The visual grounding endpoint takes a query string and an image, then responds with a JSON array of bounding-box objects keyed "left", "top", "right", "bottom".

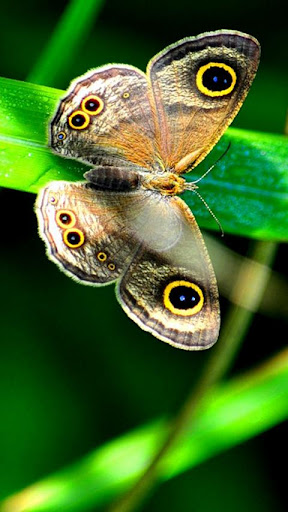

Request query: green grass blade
[
  {"left": 27, "top": 0, "right": 105, "bottom": 86},
  {"left": 1, "top": 350, "right": 287, "bottom": 512},
  {"left": 191, "top": 129, "right": 288, "bottom": 240},
  {"left": 0, "top": 76, "right": 287, "bottom": 240},
  {"left": 0, "top": 77, "right": 87, "bottom": 191}
]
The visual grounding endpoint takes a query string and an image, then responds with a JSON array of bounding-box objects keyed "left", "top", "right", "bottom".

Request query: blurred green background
[{"left": 0, "top": 0, "right": 287, "bottom": 511}]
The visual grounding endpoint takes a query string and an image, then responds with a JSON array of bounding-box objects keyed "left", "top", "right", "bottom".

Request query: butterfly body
[{"left": 36, "top": 30, "right": 260, "bottom": 349}]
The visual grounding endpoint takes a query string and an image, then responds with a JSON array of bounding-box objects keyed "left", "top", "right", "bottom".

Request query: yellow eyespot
[
  {"left": 63, "top": 228, "right": 85, "bottom": 248},
  {"left": 196, "top": 62, "right": 237, "bottom": 97},
  {"left": 107, "top": 262, "right": 116, "bottom": 271},
  {"left": 57, "top": 131, "right": 67, "bottom": 141},
  {"left": 56, "top": 210, "right": 76, "bottom": 229},
  {"left": 163, "top": 280, "right": 204, "bottom": 316},
  {"left": 68, "top": 110, "right": 90, "bottom": 130},
  {"left": 81, "top": 95, "right": 104, "bottom": 115},
  {"left": 97, "top": 251, "right": 107, "bottom": 262},
  {"left": 122, "top": 92, "right": 130, "bottom": 99}
]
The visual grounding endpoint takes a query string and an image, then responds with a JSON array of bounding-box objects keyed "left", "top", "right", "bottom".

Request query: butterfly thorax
[{"left": 141, "top": 172, "right": 187, "bottom": 196}]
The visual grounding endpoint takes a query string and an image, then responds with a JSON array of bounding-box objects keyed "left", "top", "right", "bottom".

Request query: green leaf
[
  {"left": 0, "top": 76, "right": 287, "bottom": 240},
  {"left": 27, "top": 0, "right": 105, "bottom": 86},
  {"left": 0, "top": 77, "right": 87, "bottom": 192},
  {"left": 1, "top": 351, "right": 287, "bottom": 512},
  {"left": 190, "top": 129, "right": 288, "bottom": 240}
]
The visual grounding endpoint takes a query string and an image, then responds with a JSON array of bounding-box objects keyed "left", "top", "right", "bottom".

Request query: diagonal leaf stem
[
  {"left": 27, "top": 0, "right": 105, "bottom": 86},
  {"left": 108, "top": 240, "right": 277, "bottom": 512}
]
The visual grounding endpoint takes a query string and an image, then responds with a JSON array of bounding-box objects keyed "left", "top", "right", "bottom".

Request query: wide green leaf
[
  {"left": 0, "top": 76, "right": 287, "bottom": 240},
  {"left": 1, "top": 350, "right": 287, "bottom": 512}
]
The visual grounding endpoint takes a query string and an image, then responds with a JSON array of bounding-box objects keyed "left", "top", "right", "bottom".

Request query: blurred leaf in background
[{"left": 0, "top": 0, "right": 287, "bottom": 511}]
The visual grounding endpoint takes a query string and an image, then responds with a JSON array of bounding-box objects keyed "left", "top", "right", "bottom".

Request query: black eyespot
[
  {"left": 169, "top": 285, "right": 200, "bottom": 309},
  {"left": 68, "top": 110, "right": 90, "bottom": 130},
  {"left": 86, "top": 99, "right": 99, "bottom": 111},
  {"left": 71, "top": 114, "right": 86, "bottom": 127},
  {"left": 81, "top": 95, "right": 104, "bottom": 115},
  {"left": 63, "top": 228, "right": 85, "bottom": 248},
  {"left": 67, "top": 232, "right": 80, "bottom": 245},
  {"left": 56, "top": 210, "right": 76, "bottom": 229},
  {"left": 163, "top": 280, "right": 204, "bottom": 316},
  {"left": 204, "top": 67, "right": 231, "bottom": 91},
  {"left": 196, "top": 62, "right": 237, "bottom": 97},
  {"left": 60, "top": 213, "right": 71, "bottom": 224}
]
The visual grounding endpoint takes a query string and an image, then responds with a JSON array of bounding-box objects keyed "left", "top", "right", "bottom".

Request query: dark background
[{"left": 0, "top": 0, "right": 287, "bottom": 510}]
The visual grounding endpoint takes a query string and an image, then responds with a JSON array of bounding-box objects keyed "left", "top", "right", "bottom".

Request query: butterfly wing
[
  {"left": 117, "top": 196, "right": 220, "bottom": 350},
  {"left": 35, "top": 181, "right": 142, "bottom": 284},
  {"left": 35, "top": 179, "right": 184, "bottom": 284},
  {"left": 36, "top": 180, "right": 219, "bottom": 349},
  {"left": 50, "top": 65, "right": 160, "bottom": 169},
  {"left": 50, "top": 31, "right": 260, "bottom": 175},
  {"left": 148, "top": 30, "right": 260, "bottom": 172}
]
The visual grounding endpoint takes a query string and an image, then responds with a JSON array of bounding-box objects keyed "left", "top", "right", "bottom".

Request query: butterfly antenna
[
  {"left": 192, "top": 189, "right": 224, "bottom": 237},
  {"left": 190, "top": 142, "right": 231, "bottom": 185},
  {"left": 184, "top": 143, "right": 230, "bottom": 235}
]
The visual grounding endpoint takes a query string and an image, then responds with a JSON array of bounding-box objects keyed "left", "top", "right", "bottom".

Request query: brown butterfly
[{"left": 35, "top": 30, "right": 260, "bottom": 349}]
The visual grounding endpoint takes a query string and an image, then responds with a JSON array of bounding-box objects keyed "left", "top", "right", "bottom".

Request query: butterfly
[{"left": 35, "top": 30, "right": 260, "bottom": 350}]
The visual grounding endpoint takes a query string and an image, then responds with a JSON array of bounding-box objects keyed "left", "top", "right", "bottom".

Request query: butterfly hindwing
[
  {"left": 118, "top": 196, "right": 220, "bottom": 349},
  {"left": 36, "top": 181, "right": 141, "bottom": 284}
]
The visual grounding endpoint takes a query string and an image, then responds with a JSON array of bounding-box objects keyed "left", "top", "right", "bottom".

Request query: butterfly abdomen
[{"left": 84, "top": 166, "right": 140, "bottom": 191}]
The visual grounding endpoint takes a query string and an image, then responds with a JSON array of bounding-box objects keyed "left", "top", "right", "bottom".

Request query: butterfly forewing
[
  {"left": 50, "top": 65, "right": 160, "bottom": 169},
  {"left": 148, "top": 30, "right": 260, "bottom": 172}
]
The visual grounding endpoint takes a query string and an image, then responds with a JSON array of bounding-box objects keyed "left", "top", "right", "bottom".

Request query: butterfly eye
[
  {"left": 163, "top": 280, "right": 204, "bottom": 316},
  {"left": 63, "top": 228, "right": 85, "bottom": 249},
  {"left": 56, "top": 210, "right": 76, "bottom": 229},
  {"left": 68, "top": 110, "right": 90, "bottom": 130},
  {"left": 81, "top": 95, "right": 104, "bottom": 115},
  {"left": 196, "top": 62, "right": 237, "bottom": 97}
]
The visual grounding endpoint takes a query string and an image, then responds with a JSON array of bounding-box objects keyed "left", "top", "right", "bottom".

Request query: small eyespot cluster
[
  {"left": 163, "top": 280, "right": 204, "bottom": 316},
  {"left": 68, "top": 95, "right": 104, "bottom": 130},
  {"left": 56, "top": 95, "right": 104, "bottom": 140},
  {"left": 55, "top": 210, "right": 85, "bottom": 249},
  {"left": 196, "top": 62, "right": 237, "bottom": 97},
  {"left": 96, "top": 251, "right": 116, "bottom": 272}
]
